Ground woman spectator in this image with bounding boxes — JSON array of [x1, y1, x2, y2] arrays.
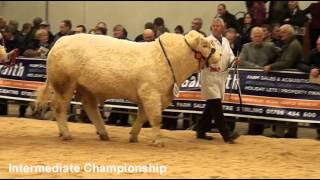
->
[[23, 29, 51, 58], [239, 13, 255, 45]]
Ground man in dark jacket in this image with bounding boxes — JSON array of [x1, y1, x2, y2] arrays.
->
[[216, 4, 240, 33]]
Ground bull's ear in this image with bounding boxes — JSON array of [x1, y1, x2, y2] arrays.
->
[[184, 30, 202, 50]]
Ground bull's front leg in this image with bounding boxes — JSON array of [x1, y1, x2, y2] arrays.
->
[[140, 93, 164, 147], [129, 105, 147, 142]]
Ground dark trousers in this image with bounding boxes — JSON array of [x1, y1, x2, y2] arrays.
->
[[310, 29, 320, 49], [19, 105, 28, 117], [197, 99, 232, 141], [0, 100, 8, 115]]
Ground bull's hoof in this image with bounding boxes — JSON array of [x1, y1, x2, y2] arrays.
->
[[99, 134, 110, 141], [61, 135, 72, 141], [151, 140, 165, 147], [129, 136, 138, 143]]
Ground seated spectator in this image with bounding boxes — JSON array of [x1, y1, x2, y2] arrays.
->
[[174, 25, 184, 34], [239, 27, 281, 135], [88, 28, 96, 34], [2, 25, 24, 54], [24, 17, 43, 50], [190, 17, 206, 36], [39, 21, 54, 45], [264, 24, 302, 72], [134, 22, 153, 42], [23, 29, 51, 58], [271, 23, 283, 47], [261, 24, 273, 42], [264, 24, 303, 138], [239, 13, 256, 45], [296, 36, 320, 140], [216, 3, 240, 33], [142, 29, 155, 42], [8, 20, 19, 34], [18, 23, 32, 42], [74, 25, 87, 34], [225, 28, 241, 55], [113, 24, 129, 40]]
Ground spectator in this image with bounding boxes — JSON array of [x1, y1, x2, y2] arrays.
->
[[240, 27, 280, 68], [216, 4, 240, 33], [8, 20, 19, 34], [225, 28, 241, 55], [0, 17, 7, 33], [18, 23, 32, 42], [304, 2, 320, 49], [174, 25, 184, 34], [74, 25, 87, 34], [271, 23, 283, 47], [113, 24, 129, 40], [239, 27, 281, 135], [134, 22, 153, 42], [95, 26, 107, 35], [249, 1, 267, 26], [261, 24, 273, 42], [283, 1, 308, 27], [239, 13, 256, 45], [264, 24, 303, 138], [39, 21, 54, 45], [52, 19, 73, 45], [23, 29, 51, 58], [142, 29, 155, 42], [24, 17, 43, 50], [264, 24, 302, 73], [296, 36, 320, 140], [2, 25, 24, 53], [153, 17, 169, 37], [268, 1, 290, 25], [88, 28, 96, 34], [190, 17, 206, 37]]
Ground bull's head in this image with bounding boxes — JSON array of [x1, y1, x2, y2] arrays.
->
[[0, 45, 7, 63], [184, 30, 221, 68]]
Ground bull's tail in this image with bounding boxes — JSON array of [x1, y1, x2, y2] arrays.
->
[[33, 80, 51, 115]]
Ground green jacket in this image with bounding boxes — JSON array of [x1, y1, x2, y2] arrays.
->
[[270, 37, 302, 70]]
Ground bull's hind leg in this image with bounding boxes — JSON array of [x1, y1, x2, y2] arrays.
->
[[52, 91, 74, 141], [129, 105, 147, 142], [140, 93, 164, 147], [81, 92, 109, 141]]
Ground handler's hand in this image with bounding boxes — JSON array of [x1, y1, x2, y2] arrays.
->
[[263, 65, 271, 73], [310, 68, 319, 78]]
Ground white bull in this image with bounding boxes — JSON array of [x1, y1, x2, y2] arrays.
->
[[0, 45, 7, 63], [34, 30, 221, 146]]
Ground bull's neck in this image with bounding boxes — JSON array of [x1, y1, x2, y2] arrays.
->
[[160, 36, 199, 86]]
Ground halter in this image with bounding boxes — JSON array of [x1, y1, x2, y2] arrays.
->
[[184, 38, 216, 70]]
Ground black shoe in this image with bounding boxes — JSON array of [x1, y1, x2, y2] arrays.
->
[[284, 133, 297, 139], [224, 132, 241, 144], [197, 133, 213, 140]]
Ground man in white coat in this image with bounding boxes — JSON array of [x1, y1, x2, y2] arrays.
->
[[196, 17, 240, 143]]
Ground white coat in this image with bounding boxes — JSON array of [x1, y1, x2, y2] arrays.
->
[[200, 34, 235, 100]]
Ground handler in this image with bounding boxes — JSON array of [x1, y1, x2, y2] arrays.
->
[[196, 17, 241, 144]]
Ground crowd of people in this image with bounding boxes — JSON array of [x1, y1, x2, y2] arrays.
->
[[0, 1, 319, 141]]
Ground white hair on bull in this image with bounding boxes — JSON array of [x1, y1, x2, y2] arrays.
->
[[34, 30, 221, 147]]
